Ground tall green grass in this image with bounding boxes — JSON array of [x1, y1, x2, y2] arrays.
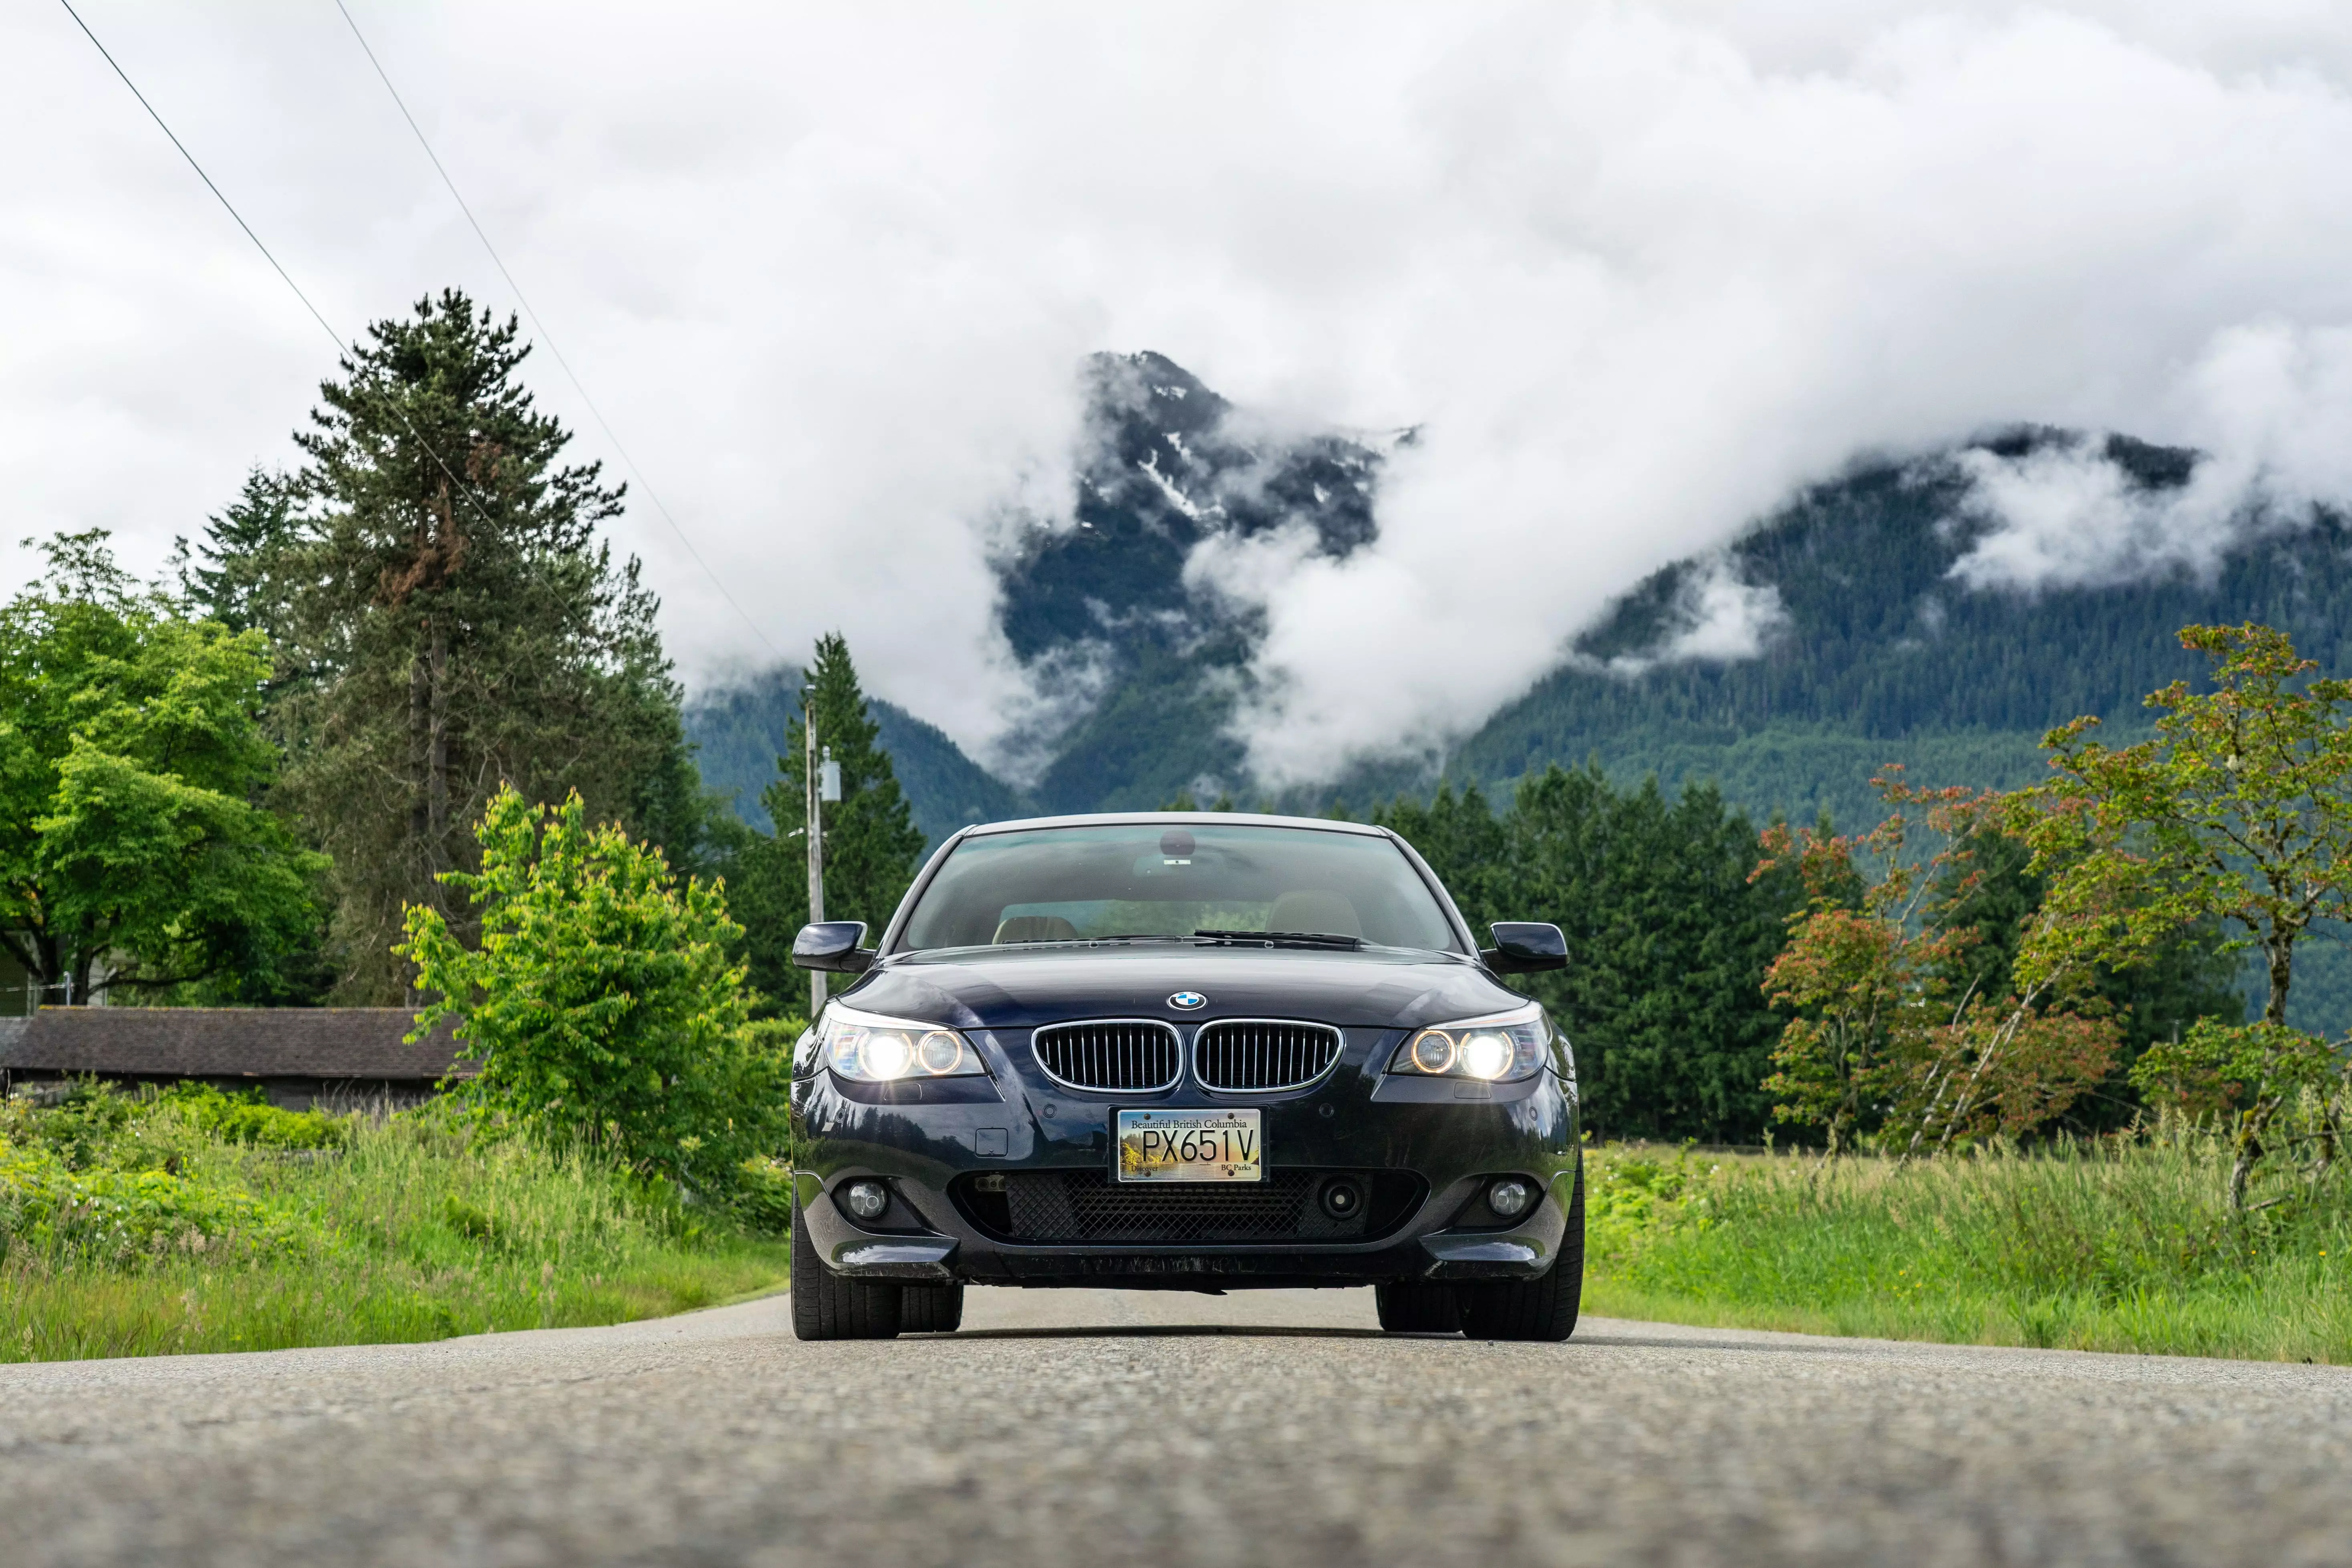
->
[[1, 1089, 788, 1363], [1582, 1135, 2352, 1361]]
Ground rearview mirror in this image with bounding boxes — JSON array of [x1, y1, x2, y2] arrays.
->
[[792, 921, 874, 973], [1484, 921, 1566, 975]]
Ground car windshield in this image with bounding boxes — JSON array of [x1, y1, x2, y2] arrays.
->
[[895, 822, 1463, 954]]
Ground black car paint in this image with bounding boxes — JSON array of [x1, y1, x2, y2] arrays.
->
[[789, 815, 1581, 1292]]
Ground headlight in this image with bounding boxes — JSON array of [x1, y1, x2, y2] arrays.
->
[[820, 1004, 988, 1082], [1387, 1003, 1548, 1083]]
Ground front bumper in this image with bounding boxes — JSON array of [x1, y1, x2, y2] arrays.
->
[[790, 1026, 1580, 1290]]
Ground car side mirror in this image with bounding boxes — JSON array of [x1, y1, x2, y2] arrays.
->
[[792, 921, 874, 973], [1483, 921, 1566, 975]]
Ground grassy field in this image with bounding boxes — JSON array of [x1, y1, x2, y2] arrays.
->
[[0, 1084, 790, 1363], [1582, 1135, 2352, 1362]]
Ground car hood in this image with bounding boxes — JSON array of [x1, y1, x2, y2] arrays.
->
[[834, 943, 1529, 1032]]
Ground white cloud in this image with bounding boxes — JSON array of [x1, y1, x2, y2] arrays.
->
[[1949, 323, 2352, 591], [1619, 557, 1788, 670], [7, 3, 2352, 776]]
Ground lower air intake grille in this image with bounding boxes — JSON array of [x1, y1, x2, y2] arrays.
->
[[1032, 1020, 1181, 1092], [1193, 1020, 1342, 1091], [1004, 1170, 1356, 1243]]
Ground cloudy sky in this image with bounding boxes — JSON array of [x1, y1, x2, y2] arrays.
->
[[9, 2, 2352, 782]]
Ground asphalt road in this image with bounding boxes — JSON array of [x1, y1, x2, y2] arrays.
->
[[2, 1287, 2348, 1568]]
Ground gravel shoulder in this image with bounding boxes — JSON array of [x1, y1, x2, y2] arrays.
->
[[2, 1286, 2347, 1567]]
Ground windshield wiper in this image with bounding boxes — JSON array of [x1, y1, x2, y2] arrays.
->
[[1193, 928, 1363, 951]]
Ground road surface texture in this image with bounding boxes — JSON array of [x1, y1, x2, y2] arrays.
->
[[2, 1286, 2347, 1568]]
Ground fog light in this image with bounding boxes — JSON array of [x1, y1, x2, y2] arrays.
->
[[842, 1179, 889, 1221], [1486, 1177, 1533, 1219], [1320, 1178, 1364, 1219]]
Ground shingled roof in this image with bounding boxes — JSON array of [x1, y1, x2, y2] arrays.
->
[[0, 1008, 470, 1082]]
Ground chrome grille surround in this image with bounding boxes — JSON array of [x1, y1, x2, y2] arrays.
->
[[1192, 1019, 1344, 1092], [1031, 1018, 1183, 1093]]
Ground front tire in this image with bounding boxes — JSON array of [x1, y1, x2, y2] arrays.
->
[[1375, 1281, 1463, 1332], [791, 1201, 903, 1340], [1459, 1165, 1584, 1343], [899, 1281, 966, 1333]]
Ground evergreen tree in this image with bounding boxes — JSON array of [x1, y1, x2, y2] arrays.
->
[[734, 636, 925, 1016], [179, 466, 301, 637], [250, 289, 699, 999], [1374, 766, 1800, 1143]]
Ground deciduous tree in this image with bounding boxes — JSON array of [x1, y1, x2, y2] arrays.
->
[[1758, 777, 2118, 1154], [399, 786, 786, 1192], [2015, 624, 2352, 1204], [0, 533, 328, 1004]]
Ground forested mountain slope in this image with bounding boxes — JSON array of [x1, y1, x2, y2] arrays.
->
[[1407, 432, 2352, 831], [689, 356, 2352, 851], [685, 666, 1022, 848], [994, 351, 1396, 810]]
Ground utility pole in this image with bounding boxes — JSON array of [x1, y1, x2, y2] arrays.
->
[[804, 718, 844, 1012], [806, 716, 826, 1014]]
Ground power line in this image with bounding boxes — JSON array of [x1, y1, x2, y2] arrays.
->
[[330, 0, 781, 661], [58, 0, 508, 545]]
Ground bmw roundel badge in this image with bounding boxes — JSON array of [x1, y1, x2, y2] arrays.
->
[[1168, 991, 1207, 1011]]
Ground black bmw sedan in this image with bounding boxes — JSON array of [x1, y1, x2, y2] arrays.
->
[[786, 812, 1583, 1342]]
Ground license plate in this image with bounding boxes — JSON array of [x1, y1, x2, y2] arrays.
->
[[1115, 1108, 1263, 1183]]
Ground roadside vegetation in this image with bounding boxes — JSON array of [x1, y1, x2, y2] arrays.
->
[[0, 1082, 790, 1363], [1581, 1136, 2352, 1362]]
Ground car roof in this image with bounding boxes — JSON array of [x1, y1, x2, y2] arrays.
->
[[955, 810, 1391, 839]]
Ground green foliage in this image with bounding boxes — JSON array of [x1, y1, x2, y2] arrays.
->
[[1927, 826, 2245, 1130], [0, 1088, 788, 1362], [1373, 766, 1798, 1143], [1756, 786, 2121, 1155], [155, 1084, 346, 1151], [178, 466, 302, 637], [0, 1136, 301, 1264], [0, 533, 329, 1004], [216, 288, 699, 999], [400, 786, 788, 1193], [2130, 1020, 2350, 1205], [730, 635, 926, 1016], [2017, 623, 2352, 1203], [1581, 1135, 2352, 1362]]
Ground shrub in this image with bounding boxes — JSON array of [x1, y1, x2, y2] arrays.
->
[[157, 1084, 348, 1150], [399, 786, 791, 1197]]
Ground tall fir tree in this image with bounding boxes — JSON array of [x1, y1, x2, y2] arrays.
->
[[235, 289, 702, 1000], [179, 466, 300, 636], [733, 635, 925, 1017], [1375, 766, 1802, 1143]]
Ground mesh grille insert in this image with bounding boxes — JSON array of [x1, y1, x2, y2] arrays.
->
[[1032, 1020, 1181, 1092], [1004, 1170, 1358, 1243], [1193, 1020, 1342, 1091]]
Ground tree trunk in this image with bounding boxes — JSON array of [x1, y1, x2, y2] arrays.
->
[[2228, 1129, 2258, 1211], [407, 615, 452, 905], [2265, 934, 2293, 1026], [426, 617, 449, 869], [409, 620, 432, 849]]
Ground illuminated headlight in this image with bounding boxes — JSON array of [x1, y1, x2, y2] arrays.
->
[[1388, 1004, 1548, 1083], [821, 1004, 988, 1082]]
